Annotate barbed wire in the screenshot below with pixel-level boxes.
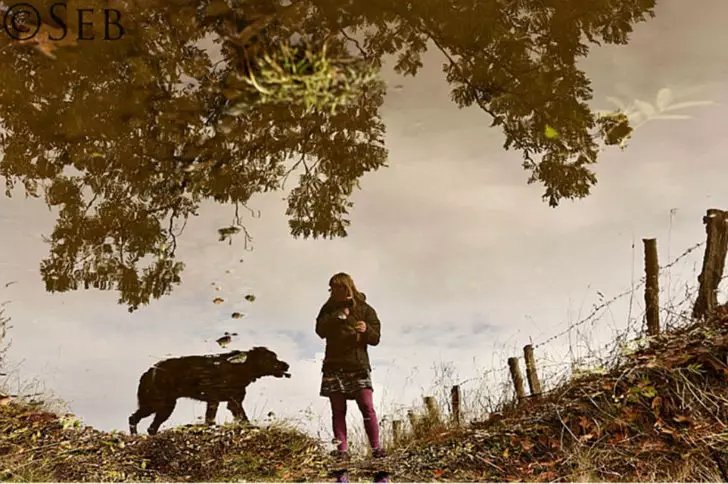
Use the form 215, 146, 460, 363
453, 240, 706, 389
532, 240, 704, 349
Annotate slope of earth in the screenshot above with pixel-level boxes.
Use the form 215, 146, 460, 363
1, 306, 728, 482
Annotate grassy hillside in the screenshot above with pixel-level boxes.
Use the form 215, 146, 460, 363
2, 305, 728, 482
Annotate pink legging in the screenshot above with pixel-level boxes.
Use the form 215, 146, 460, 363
329, 388, 380, 452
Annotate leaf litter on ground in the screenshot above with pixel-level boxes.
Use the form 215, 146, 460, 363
3, 306, 728, 481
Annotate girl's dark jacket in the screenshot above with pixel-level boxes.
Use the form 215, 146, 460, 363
315, 293, 381, 373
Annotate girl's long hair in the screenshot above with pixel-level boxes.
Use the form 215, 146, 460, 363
327, 272, 364, 308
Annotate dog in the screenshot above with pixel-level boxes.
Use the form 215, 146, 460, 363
128, 346, 290, 435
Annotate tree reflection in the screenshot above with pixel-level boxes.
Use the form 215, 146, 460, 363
0, 0, 655, 310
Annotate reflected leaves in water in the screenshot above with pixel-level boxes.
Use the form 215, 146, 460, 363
0, 0, 657, 311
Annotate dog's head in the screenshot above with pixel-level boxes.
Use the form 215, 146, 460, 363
244, 347, 291, 378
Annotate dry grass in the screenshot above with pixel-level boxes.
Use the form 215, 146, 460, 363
360, 305, 728, 482
0, 410, 330, 482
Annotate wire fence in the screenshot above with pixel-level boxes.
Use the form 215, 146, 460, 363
383, 231, 726, 429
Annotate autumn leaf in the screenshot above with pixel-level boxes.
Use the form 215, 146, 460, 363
216, 335, 232, 347
651, 395, 663, 415
231, 312, 244, 319
621, 406, 639, 421
659, 426, 679, 439
536, 471, 558, 481
609, 431, 626, 444
578, 415, 590, 433
218, 226, 240, 242
673, 415, 691, 424
213, 297, 224, 304
544, 124, 559, 139
432, 469, 445, 479
245, 294, 256, 302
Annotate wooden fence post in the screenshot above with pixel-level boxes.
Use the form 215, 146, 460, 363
693, 209, 728, 319
523, 344, 542, 398
450, 385, 461, 426
407, 409, 418, 434
423, 396, 441, 426
643, 238, 660, 335
392, 419, 402, 444
507, 357, 526, 403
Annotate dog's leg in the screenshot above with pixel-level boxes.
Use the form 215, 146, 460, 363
227, 399, 249, 423
204, 401, 219, 425
129, 406, 155, 435
147, 400, 177, 435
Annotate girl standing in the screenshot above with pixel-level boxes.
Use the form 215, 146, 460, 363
315, 272, 385, 461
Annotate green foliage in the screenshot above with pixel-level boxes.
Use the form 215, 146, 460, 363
229, 40, 383, 115
0, 0, 656, 310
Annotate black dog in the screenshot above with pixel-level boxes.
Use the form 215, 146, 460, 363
128, 347, 290, 435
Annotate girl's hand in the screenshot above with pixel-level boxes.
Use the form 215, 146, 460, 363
354, 321, 366, 333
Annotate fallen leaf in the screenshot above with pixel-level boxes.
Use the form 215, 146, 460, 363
537, 471, 558, 481
432, 469, 445, 479
213, 297, 224, 304
232, 312, 243, 319
245, 294, 256, 302
578, 415, 590, 433
673, 415, 691, 424
216, 335, 231, 347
